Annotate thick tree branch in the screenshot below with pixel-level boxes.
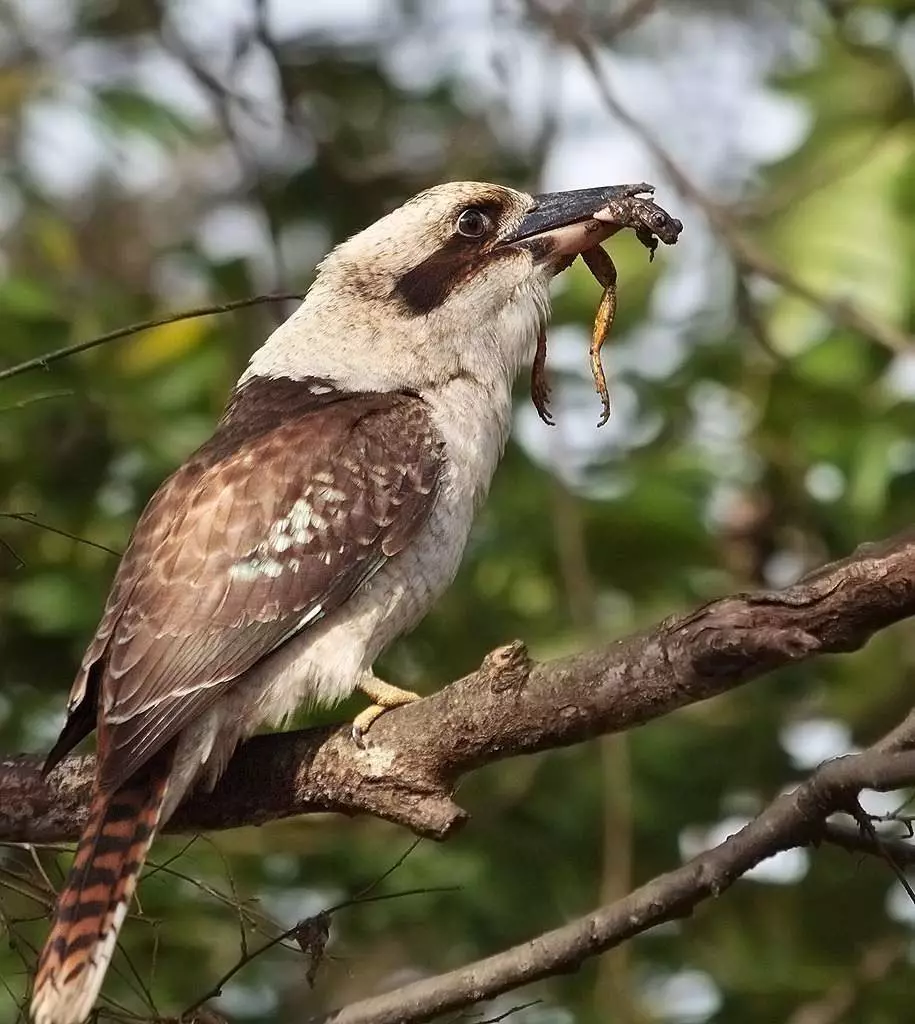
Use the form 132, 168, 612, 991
3, 530, 915, 845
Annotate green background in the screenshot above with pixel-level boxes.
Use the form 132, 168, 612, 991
4, 1, 915, 1022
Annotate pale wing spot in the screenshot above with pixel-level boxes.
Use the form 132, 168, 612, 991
313, 484, 348, 503
270, 532, 294, 552
273, 497, 329, 543
289, 498, 329, 534
228, 561, 259, 582
229, 556, 285, 581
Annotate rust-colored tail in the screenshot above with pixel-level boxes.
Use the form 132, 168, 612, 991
31, 764, 169, 1024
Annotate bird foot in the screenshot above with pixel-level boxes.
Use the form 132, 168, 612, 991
351, 679, 421, 748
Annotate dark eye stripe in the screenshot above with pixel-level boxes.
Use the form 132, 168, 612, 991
395, 199, 507, 314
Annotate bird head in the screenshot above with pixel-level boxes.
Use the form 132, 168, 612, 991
245, 181, 631, 394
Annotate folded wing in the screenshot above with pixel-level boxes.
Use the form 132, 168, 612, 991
50, 384, 443, 792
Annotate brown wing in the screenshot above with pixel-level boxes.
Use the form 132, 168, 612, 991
51, 386, 443, 793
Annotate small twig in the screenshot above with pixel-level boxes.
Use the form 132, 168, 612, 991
0, 536, 25, 569
593, 0, 659, 39
25, 847, 56, 901
820, 821, 915, 867
734, 269, 785, 364
200, 835, 250, 959
0, 866, 52, 908
0, 292, 304, 382
848, 801, 915, 908
353, 837, 424, 901
186, 887, 457, 1016
0, 512, 121, 558
140, 835, 200, 882
0, 390, 74, 414
111, 937, 158, 1018
458, 1001, 542, 1024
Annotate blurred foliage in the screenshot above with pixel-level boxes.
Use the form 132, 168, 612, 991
4, 1, 915, 1023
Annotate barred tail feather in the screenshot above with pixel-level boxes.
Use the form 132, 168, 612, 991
31, 763, 169, 1024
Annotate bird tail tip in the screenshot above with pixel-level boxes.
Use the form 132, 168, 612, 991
30, 766, 168, 1024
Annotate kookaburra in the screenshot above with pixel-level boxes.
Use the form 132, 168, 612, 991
32, 180, 642, 1024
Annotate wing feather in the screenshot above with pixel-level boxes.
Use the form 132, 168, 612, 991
53, 386, 443, 792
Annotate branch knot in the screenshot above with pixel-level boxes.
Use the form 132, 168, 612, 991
481, 641, 532, 694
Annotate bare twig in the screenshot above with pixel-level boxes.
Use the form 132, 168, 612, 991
158, 9, 292, 309
848, 801, 915, 908
0, 390, 74, 414
456, 1002, 541, 1024
0, 512, 121, 558
0, 292, 304, 382
594, 0, 660, 40
187, 888, 457, 1016
318, 747, 915, 1024
734, 269, 785, 365
819, 820, 915, 867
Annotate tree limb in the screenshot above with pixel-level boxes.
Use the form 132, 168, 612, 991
4, 530, 915, 845
319, 744, 915, 1024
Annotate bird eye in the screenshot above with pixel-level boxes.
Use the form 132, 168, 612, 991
456, 208, 490, 238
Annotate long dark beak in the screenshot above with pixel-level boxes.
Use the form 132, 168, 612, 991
500, 183, 655, 260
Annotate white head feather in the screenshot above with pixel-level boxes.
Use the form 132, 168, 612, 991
242, 181, 552, 398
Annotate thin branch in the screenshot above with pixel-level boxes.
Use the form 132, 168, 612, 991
0, 390, 74, 414
159, 10, 292, 310
734, 269, 786, 365
819, 821, 915, 868
594, 0, 660, 39
0, 536, 25, 569
353, 837, 424, 901
0, 292, 304, 383
848, 801, 915, 908
457, 1002, 541, 1024
0, 513, 121, 558
186, 888, 457, 1016
318, 746, 915, 1024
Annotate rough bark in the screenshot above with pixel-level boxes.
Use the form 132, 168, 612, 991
3, 530, 915, 845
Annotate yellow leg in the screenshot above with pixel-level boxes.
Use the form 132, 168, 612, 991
352, 676, 421, 747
